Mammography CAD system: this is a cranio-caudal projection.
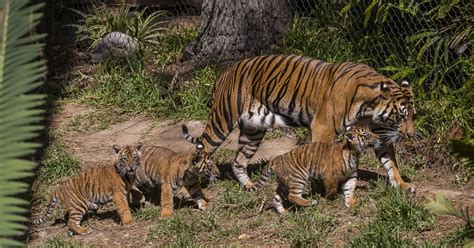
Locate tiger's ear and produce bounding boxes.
[135,142,144,152]
[400,80,412,92]
[196,143,204,151]
[400,80,410,87]
[112,145,121,155]
[380,82,390,92]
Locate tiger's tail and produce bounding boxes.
[181,124,202,145]
[246,162,274,192]
[32,193,60,225]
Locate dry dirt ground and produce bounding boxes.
[27,103,474,247]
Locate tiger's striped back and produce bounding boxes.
[182,54,415,191]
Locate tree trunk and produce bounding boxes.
[162,0,292,81]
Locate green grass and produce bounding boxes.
[348,181,435,247]
[132,204,161,222]
[73,67,172,116]
[279,207,337,247]
[216,181,265,214]
[37,235,90,248]
[36,133,81,187]
[153,27,199,69]
[173,66,217,120]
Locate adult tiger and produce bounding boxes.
[182,54,416,192]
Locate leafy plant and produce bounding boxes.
[425,193,473,247]
[71,3,167,51]
[0,0,46,245]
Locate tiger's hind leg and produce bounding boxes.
[232,127,267,188]
[66,208,92,235]
[375,143,416,193]
[287,178,317,207]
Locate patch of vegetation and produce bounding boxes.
[425,193,474,247]
[65,109,129,133]
[216,181,264,214]
[153,27,199,69]
[71,3,166,51]
[280,4,361,63]
[69,64,216,120]
[72,65,172,116]
[132,204,161,222]
[37,236,87,248]
[147,209,220,244]
[348,181,435,247]
[279,208,337,247]
[173,66,217,120]
[36,133,81,189]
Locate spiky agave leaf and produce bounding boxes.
[0,0,46,246]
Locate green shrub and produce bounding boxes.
[71,3,166,51]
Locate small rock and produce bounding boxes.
[91,32,139,63]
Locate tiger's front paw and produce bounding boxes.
[161,208,173,218]
[121,218,133,226]
[243,181,255,192]
[345,197,356,208]
[399,182,416,193]
[197,199,208,211]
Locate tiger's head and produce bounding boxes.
[371,80,415,141]
[112,142,143,177]
[344,126,379,152]
[191,144,221,182]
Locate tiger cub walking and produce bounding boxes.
[132,144,219,218]
[246,127,378,213]
[32,143,143,235]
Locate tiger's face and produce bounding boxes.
[372,80,415,139]
[344,126,379,152]
[113,142,143,177]
[191,144,221,182]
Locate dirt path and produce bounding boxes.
[28,103,474,247]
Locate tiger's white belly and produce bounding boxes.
[239,104,290,130]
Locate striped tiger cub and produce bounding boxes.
[181,54,416,192]
[32,143,143,235]
[246,127,378,214]
[132,144,220,218]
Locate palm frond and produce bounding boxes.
[0,0,46,245]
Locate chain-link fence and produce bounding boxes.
[44,0,472,89]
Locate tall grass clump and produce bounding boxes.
[73,61,172,116]
[349,181,435,247]
[71,3,167,52]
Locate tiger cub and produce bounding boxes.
[246,127,378,213]
[32,143,143,235]
[132,144,220,218]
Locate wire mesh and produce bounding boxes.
[44,0,472,88]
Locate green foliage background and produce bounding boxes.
[0,0,45,246]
